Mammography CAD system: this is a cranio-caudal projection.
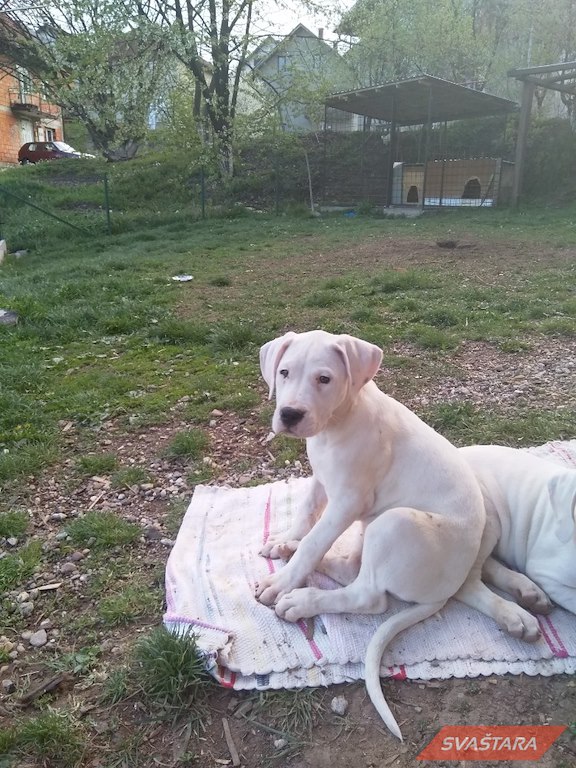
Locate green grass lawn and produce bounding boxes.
[1,157,576,766]
[1,206,575,485]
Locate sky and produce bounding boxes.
[254,0,351,39]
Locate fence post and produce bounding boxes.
[200,167,206,220]
[274,152,280,215]
[103,173,112,234]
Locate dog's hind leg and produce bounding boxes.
[482,556,553,615]
[455,575,541,641]
[261,477,327,559]
[315,523,365,586]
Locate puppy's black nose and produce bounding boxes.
[280,407,305,427]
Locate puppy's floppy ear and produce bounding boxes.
[548,472,576,543]
[259,332,297,400]
[334,334,383,395]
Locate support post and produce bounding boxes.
[385,92,397,207]
[511,80,535,207]
[321,104,328,207]
[439,121,447,208]
[421,85,433,209]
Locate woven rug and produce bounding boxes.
[163,441,576,690]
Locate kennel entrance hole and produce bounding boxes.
[462,177,481,199]
[407,185,419,203]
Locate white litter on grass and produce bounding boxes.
[0,309,19,325]
[172,275,194,282]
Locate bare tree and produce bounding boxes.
[141,0,256,176]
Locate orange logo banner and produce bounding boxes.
[417,725,566,761]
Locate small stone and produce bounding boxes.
[330,695,348,716]
[0,310,18,326]
[50,512,67,521]
[210,409,223,417]
[70,551,85,562]
[273,739,288,750]
[29,629,48,647]
[160,538,175,547]
[55,532,69,541]
[87,537,96,547]
[17,591,30,602]
[140,483,154,491]
[21,631,32,641]
[143,527,162,541]
[8,650,18,660]
[60,562,77,574]
[6,537,18,547]
[18,602,34,618]
[40,619,53,630]
[0,638,15,653]
[1,679,16,694]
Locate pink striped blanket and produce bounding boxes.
[164,441,576,690]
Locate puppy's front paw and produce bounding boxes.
[275,588,319,622]
[255,570,294,606]
[260,537,301,559]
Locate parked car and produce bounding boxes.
[18,141,94,164]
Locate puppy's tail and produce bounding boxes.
[365,600,447,741]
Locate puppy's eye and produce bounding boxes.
[318,375,331,384]
[279,369,288,378]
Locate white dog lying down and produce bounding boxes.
[460,445,576,617]
[254,330,541,740]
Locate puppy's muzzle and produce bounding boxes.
[280,407,306,429]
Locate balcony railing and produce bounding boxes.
[9,88,61,120]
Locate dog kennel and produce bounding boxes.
[322,75,517,209]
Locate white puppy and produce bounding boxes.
[460,445,576,616]
[255,330,489,739]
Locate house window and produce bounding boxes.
[277,55,290,71]
[16,65,33,96]
[45,128,56,141]
[312,54,322,70]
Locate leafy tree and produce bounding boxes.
[0,1,171,160]
[336,0,576,112]
[337,0,484,86]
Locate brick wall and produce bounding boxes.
[0,60,64,165]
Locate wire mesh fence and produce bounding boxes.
[0,115,518,247]
[221,116,516,212]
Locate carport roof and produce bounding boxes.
[325,75,517,126]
